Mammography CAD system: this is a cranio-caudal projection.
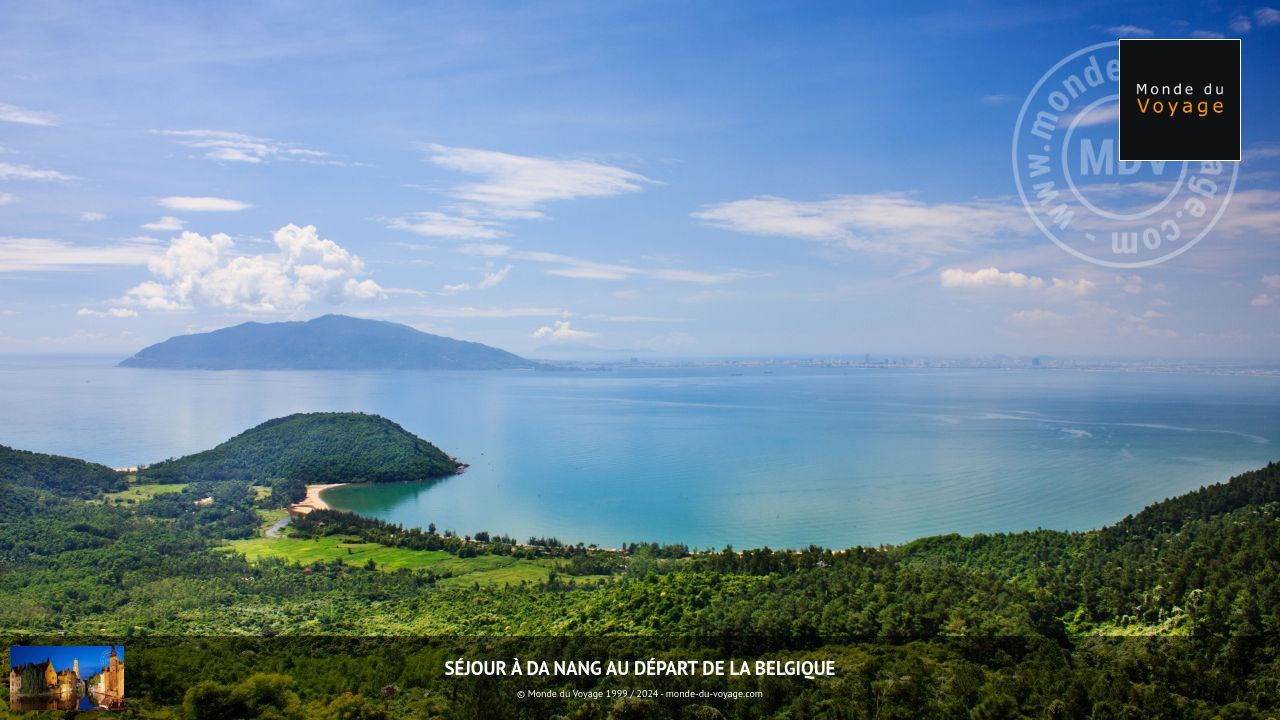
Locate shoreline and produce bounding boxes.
[288,483,348,515]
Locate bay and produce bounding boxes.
[1,354,1276,549]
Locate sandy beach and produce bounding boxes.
[288,483,348,515]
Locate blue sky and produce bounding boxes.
[1,1,1278,359]
[9,645,122,678]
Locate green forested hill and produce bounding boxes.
[138,412,462,488]
[0,424,1277,718]
[0,444,124,498]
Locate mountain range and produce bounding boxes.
[118,315,542,371]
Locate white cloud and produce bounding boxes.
[1263,274,1280,289]
[156,129,337,164]
[77,307,138,318]
[0,103,59,126]
[981,94,1010,106]
[477,264,511,289]
[512,249,765,285]
[0,237,160,271]
[694,192,1023,254]
[115,224,383,312]
[0,193,15,205]
[459,243,511,257]
[386,211,505,239]
[1010,309,1066,323]
[533,319,595,340]
[440,264,513,294]
[1208,190,1280,236]
[1119,274,1144,295]
[415,306,562,319]
[418,143,653,219]
[1244,144,1280,161]
[1190,30,1226,38]
[158,196,251,212]
[940,267,1095,295]
[142,216,186,231]
[941,267,1040,289]
[80,212,106,222]
[1105,24,1154,36]
[1050,277,1097,295]
[1251,293,1274,307]
[0,162,75,182]
[1254,7,1280,26]
[1065,101,1119,128]
[1230,15,1252,33]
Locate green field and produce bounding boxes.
[99,481,187,504]
[224,534,574,586]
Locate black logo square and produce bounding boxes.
[1119,39,1240,161]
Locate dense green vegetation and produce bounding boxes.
[139,413,462,500]
[1,420,1278,719]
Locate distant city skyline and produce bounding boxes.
[1,1,1278,359]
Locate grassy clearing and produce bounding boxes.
[221,534,570,586]
[99,482,187,504]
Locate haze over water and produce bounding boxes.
[2,355,1277,549]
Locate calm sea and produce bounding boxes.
[2,355,1277,549]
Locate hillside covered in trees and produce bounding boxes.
[139,412,463,495]
[0,420,1277,719]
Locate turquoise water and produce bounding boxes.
[1,355,1277,549]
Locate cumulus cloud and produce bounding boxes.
[694,192,1024,255]
[158,196,251,212]
[115,224,383,312]
[0,237,160,271]
[533,320,595,340]
[0,102,59,126]
[1230,15,1252,33]
[0,162,75,182]
[142,216,186,231]
[1251,293,1274,307]
[939,267,1095,295]
[156,129,337,164]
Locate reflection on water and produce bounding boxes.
[9,691,97,711]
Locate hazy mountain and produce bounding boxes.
[118,314,542,370]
